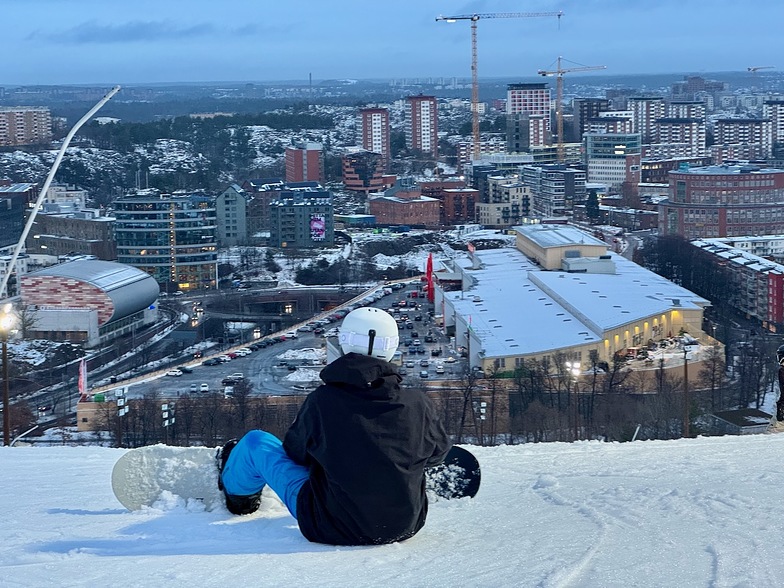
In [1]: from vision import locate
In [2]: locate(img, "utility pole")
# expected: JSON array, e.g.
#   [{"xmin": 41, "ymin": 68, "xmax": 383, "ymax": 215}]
[{"xmin": 683, "ymin": 349, "xmax": 690, "ymax": 438}]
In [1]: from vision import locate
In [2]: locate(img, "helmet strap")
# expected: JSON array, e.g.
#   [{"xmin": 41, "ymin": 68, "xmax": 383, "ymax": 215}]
[{"xmin": 367, "ymin": 329, "xmax": 376, "ymax": 356}]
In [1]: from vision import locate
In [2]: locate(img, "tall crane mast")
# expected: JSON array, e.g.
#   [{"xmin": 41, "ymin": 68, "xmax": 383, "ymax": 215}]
[
  {"xmin": 436, "ymin": 11, "xmax": 563, "ymax": 162},
  {"xmin": 748, "ymin": 66, "xmax": 774, "ymax": 73},
  {"xmin": 538, "ymin": 56, "xmax": 606, "ymax": 163}
]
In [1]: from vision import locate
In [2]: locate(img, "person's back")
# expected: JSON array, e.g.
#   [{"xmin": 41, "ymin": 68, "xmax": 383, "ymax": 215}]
[
  {"xmin": 285, "ymin": 351, "xmax": 450, "ymax": 545},
  {"xmin": 218, "ymin": 307, "xmax": 450, "ymax": 545}
]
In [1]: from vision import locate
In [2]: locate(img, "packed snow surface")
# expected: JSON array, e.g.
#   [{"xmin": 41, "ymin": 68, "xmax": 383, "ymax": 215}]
[{"xmin": 3, "ymin": 434, "xmax": 784, "ymax": 587}]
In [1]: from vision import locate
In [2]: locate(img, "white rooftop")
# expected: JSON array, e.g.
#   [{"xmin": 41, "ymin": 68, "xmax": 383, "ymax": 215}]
[
  {"xmin": 446, "ymin": 247, "xmax": 708, "ymax": 359},
  {"xmin": 514, "ymin": 224, "xmax": 607, "ymax": 249}
]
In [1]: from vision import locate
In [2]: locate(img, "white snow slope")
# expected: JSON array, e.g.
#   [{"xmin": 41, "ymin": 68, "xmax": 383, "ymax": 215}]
[{"xmin": 3, "ymin": 434, "xmax": 783, "ymax": 587}]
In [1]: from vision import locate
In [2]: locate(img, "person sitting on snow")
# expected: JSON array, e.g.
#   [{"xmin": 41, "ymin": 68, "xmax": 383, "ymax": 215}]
[{"xmin": 217, "ymin": 307, "xmax": 451, "ymax": 545}]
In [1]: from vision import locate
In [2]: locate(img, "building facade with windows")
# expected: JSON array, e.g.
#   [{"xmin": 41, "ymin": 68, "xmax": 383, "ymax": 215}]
[
  {"xmin": 285, "ymin": 143, "xmax": 324, "ymax": 183},
  {"xmin": 0, "ymin": 106, "xmax": 52, "ymax": 146},
  {"xmin": 405, "ymin": 96, "xmax": 438, "ymax": 158},
  {"xmin": 659, "ymin": 165, "xmax": 784, "ymax": 239},
  {"xmin": 359, "ymin": 107, "xmax": 391, "ymax": 168},
  {"xmin": 584, "ymin": 133, "xmax": 642, "ymax": 189},
  {"xmin": 113, "ymin": 190, "xmax": 218, "ymax": 292},
  {"xmin": 268, "ymin": 189, "xmax": 334, "ymax": 248}
]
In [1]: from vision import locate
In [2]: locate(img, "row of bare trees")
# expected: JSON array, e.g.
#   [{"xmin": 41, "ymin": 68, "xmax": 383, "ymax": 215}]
[{"xmin": 42, "ymin": 333, "xmax": 781, "ymax": 448}]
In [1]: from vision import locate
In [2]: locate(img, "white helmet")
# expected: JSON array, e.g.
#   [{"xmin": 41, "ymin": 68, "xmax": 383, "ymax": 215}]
[{"xmin": 338, "ymin": 307, "xmax": 399, "ymax": 361}]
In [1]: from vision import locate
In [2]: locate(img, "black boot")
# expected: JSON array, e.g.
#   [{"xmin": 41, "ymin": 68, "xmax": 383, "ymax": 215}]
[{"xmin": 216, "ymin": 439, "xmax": 262, "ymax": 515}]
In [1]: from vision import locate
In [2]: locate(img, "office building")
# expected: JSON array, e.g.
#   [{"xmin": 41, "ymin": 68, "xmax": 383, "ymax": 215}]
[
  {"xmin": 584, "ymin": 133, "xmax": 642, "ymax": 189},
  {"xmin": 113, "ymin": 190, "xmax": 218, "ymax": 291}
]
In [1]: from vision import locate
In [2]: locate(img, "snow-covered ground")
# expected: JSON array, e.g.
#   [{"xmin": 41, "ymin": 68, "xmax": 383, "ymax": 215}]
[{"xmin": 4, "ymin": 434, "xmax": 784, "ymax": 587}]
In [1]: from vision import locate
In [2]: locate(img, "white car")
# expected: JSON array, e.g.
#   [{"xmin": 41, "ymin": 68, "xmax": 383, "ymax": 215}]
[
  {"xmin": 235, "ymin": 348, "xmax": 252, "ymax": 356},
  {"xmin": 166, "ymin": 369, "xmax": 183, "ymax": 377},
  {"xmin": 285, "ymin": 331, "xmax": 298, "ymax": 339},
  {"xmin": 217, "ymin": 355, "xmax": 232, "ymax": 362},
  {"xmin": 199, "ymin": 383, "xmax": 209, "ymax": 392}
]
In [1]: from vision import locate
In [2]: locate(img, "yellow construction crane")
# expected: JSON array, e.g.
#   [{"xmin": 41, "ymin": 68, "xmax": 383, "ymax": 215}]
[
  {"xmin": 436, "ymin": 11, "xmax": 563, "ymax": 162},
  {"xmin": 538, "ymin": 56, "xmax": 606, "ymax": 163},
  {"xmin": 748, "ymin": 66, "xmax": 774, "ymax": 73}
]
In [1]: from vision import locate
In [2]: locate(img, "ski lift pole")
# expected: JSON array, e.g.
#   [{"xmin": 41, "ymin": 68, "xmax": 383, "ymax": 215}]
[{"xmin": 0, "ymin": 85, "xmax": 121, "ymax": 300}]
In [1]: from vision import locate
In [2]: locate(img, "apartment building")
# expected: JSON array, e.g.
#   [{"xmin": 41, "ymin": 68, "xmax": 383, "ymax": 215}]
[{"xmin": 0, "ymin": 106, "xmax": 52, "ymax": 146}]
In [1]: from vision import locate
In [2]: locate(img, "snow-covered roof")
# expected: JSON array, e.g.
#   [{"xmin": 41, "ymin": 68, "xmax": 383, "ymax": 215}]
[
  {"xmin": 447, "ymin": 248, "xmax": 708, "ymax": 358},
  {"xmin": 514, "ymin": 224, "xmax": 606, "ymax": 249}
]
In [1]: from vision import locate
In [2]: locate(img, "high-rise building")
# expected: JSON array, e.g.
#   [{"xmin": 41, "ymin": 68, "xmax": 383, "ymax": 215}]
[
  {"xmin": 285, "ymin": 143, "xmax": 324, "ymax": 183},
  {"xmin": 763, "ymin": 100, "xmax": 784, "ymax": 149},
  {"xmin": 668, "ymin": 100, "xmax": 706, "ymax": 120},
  {"xmin": 715, "ymin": 118, "xmax": 773, "ymax": 158},
  {"xmin": 359, "ymin": 107, "xmax": 391, "ymax": 168},
  {"xmin": 628, "ymin": 97, "xmax": 665, "ymax": 144},
  {"xmin": 654, "ymin": 118, "xmax": 706, "ymax": 157},
  {"xmin": 572, "ymin": 98, "xmax": 611, "ymax": 142},
  {"xmin": 113, "ymin": 190, "xmax": 218, "ymax": 291},
  {"xmin": 506, "ymin": 83, "xmax": 551, "ymax": 149},
  {"xmin": 584, "ymin": 133, "xmax": 642, "ymax": 189},
  {"xmin": 0, "ymin": 106, "xmax": 52, "ymax": 146},
  {"xmin": 405, "ymin": 96, "xmax": 438, "ymax": 158}
]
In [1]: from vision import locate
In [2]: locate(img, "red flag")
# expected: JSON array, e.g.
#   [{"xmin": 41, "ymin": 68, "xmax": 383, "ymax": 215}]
[
  {"xmin": 426, "ymin": 253, "xmax": 435, "ymax": 303},
  {"xmin": 78, "ymin": 359, "xmax": 88, "ymax": 401}
]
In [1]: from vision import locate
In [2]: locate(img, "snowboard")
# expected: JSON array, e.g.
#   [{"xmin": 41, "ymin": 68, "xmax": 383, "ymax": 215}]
[
  {"xmin": 112, "ymin": 443, "xmax": 481, "ymax": 511},
  {"xmin": 426, "ymin": 445, "xmax": 481, "ymax": 500}
]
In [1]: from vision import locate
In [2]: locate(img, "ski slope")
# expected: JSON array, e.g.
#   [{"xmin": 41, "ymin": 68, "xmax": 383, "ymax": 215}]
[{"xmin": 2, "ymin": 434, "xmax": 783, "ymax": 587}]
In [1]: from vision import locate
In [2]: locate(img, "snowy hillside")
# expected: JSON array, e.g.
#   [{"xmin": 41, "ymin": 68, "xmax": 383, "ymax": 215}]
[{"xmin": 4, "ymin": 434, "xmax": 784, "ymax": 587}]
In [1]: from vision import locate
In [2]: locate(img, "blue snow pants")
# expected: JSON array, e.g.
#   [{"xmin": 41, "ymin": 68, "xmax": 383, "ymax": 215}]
[{"xmin": 220, "ymin": 430, "xmax": 310, "ymax": 519}]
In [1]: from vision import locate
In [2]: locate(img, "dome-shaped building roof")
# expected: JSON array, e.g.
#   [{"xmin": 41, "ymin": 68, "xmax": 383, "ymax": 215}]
[{"xmin": 21, "ymin": 260, "xmax": 159, "ymax": 325}]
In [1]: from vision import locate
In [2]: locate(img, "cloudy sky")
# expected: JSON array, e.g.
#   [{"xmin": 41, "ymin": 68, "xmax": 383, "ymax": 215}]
[{"xmin": 5, "ymin": 0, "xmax": 781, "ymax": 85}]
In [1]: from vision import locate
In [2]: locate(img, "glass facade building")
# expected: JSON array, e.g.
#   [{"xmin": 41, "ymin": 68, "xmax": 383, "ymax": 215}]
[{"xmin": 114, "ymin": 191, "xmax": 218, "ymax": 291}]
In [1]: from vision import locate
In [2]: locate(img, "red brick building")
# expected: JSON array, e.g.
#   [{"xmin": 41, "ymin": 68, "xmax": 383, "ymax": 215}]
[
  {"xmin": 342, "ymin": 151, "xmax": 385, "ymax": 194},
  {"xmin": 368, "ymin": 183, "xmax": 440, "ymax": 227},
  {"xmin": 660, "ymin": 165, "xmax": 784, "ymax": 239},
  {"xmin": 285, "ymin": 143, "xmax": 324, "ymax": 183}
]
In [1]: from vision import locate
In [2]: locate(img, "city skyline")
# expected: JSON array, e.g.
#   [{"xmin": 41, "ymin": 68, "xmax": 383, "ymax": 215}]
[{"xmin": 5, "ymin": 0, "xmax": 783, "ymax": 86}]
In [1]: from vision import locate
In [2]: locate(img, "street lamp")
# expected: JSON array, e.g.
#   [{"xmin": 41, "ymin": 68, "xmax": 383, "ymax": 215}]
[{"xmin": 0, "ymin": 304, "xmax": 18, "ymax": 446}]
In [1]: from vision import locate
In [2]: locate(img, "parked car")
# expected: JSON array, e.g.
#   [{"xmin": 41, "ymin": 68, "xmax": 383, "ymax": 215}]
[
  {"xmin": 217, "ymin": 355, "xmax": 232, "ymax": 363},
  {"xmin": 420, "ymin": 359, "xmax": 429, "ymax": 368},
  {"xmin": 419, "ymin": 370, "xmax": 429, "ymax": 378},
  {"xmin": 166, "ymin": 369, "xmax": 183, "ymax": 377},
  {"xmin": 430, "ymin": 348, "xmax": 442, "ymax": 357},
  {"xmin": 189, "ymin": 383, "xmax": 199, "ymax": 392},
  {"xmin": 285, "ymin": 331, "xmax": 298, "ymax": 339},
  {"xmin": 444, "ymin": 356, "xmax": 456, "ymax": 364},
  {"xmin": 178, "ymin": 365, "xmax": 194, "ymax": 374},
  {"xmin": 202, "ymin": 358, "xmax": 221, "ymax": 366},
  {"xmin": 226, "ymin": 352, "xmax": 238, "ymax": 359},
  {"xmin": 229, "ymin": 373, "xmax": 245, "ymax": 380},
  {"xmin": 199, "ymin": 383, "xmax": 210, "ymax": 392},
  {"xmin": 436, "ymin": 365, "xmax": 445, "ymax": 375}
]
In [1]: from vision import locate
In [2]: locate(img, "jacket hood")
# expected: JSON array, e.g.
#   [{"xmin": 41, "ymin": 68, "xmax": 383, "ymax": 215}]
[{"xmin": 319, "ymin": 352, "xmax": 402, "ymax": 392}]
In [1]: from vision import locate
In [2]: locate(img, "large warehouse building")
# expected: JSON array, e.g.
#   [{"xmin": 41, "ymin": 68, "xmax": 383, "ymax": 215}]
[
  {"xmin": 20, "ymin": 259, "xmax": 159, "ymax": 348},
  {"xmin": 435, "ymin": 224, "xmax": 710, "ymax": 373}
]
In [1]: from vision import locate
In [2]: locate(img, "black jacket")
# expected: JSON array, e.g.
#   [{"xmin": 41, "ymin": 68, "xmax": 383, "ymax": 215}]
[{"xmin": 283, "ymin": 353, "xmax": 451, "ymax": 545}]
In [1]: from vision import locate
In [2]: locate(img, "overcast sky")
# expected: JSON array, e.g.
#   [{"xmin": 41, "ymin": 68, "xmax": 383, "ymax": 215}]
[{"xmin": 5, "ymin": 0, "xmax": 782, "ymax": 85}]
